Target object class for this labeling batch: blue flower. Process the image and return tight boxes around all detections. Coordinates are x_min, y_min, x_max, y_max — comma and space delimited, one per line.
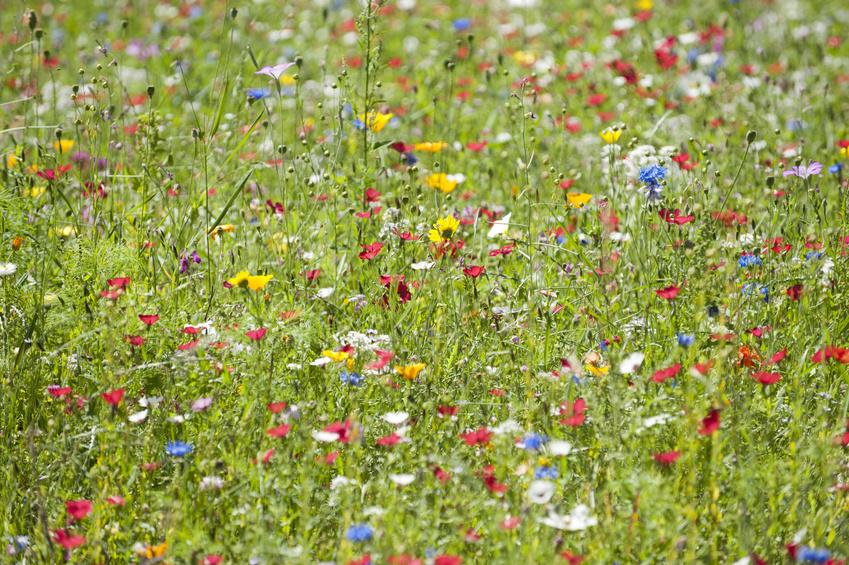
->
340, 370, 364, 386
805, 251, 823, 261
453, 18, 471, 32
737, 253, 762, 268
519, 433, 547, 450
346, 524, 373, 543
534, 466, 558, 479
639, 164, 667, 188
247, 88, 271, 102
829, 163, 843, 174
797, 546, 830, 564
677, 333, 695, 347
402, 152, 418, 165
165, 441, 194, 457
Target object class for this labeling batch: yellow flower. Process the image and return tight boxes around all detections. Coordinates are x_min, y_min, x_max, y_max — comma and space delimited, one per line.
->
279, 74, 297, 86
246, 274, 273, 291
426, 173, 458, 194
6, 152, 19, 168
53, 139, 75, 154
512, 50, 536, 66
227, 271, 250, 287
567, 192, 592, 208
585, 364, 609, 377
209, 224, 235, 239
322, 349, 350, 362
635, 0, 653, 10
56, 225, 76, 238
414, 142, 448, 153
27, 185, 47, 198
395, 363, 426, 380
600, 128, 622, 144
358, 112, 394, 133
428, 215, 460, 243
840, 146, 849, 158
141, 542, 167, 559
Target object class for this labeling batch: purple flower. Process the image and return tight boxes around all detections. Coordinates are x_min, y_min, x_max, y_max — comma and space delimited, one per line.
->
179, 250, 201, 273
255, 62, 295, 81
191, 397, 213, 412
783, 161, 822, 179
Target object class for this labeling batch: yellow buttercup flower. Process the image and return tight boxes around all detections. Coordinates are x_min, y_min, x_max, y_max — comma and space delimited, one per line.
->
6, 152, 19, 168
428, 215, 460, 243
585, 364, 609, 377
414, 142, 448, 153
358, 112, 394, 133
53, 139, 75, 154
567, 192, 592, 208
322, 349, 350, 362
395, 363, 426, 380
600, 128, 622, 144
635, 0, 653, 10
247, 274, 273, 291
840, 146, 848, 158
279, 74, 297, 86
227, 271, 250, 287
512, 50, 536, 66
426, 173, 458, 194
209, 224, 235, 239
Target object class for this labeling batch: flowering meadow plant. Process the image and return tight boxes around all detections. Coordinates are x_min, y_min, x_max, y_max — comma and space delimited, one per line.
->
1, 0, 849, 563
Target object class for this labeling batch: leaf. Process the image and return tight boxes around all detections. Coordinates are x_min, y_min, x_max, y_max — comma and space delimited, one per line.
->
371, 139, 395, 151
209, 168, 254, 233
223, 112, 264, 165
209, 77, 230, 139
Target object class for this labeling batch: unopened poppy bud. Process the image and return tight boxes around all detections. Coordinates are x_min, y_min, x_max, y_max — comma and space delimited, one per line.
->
35, 28, 43, 40
27, 11, 37, 30
230, 7, 238, 19
746, 130, 757, 143
147, 85, 155, 98
766, 176, 775, 188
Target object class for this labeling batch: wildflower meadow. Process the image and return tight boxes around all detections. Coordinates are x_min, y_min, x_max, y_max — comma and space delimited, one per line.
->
2, 0, 849, 563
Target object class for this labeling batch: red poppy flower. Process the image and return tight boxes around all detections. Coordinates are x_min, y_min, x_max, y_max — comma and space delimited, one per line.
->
752, 371, 780, 385
653, 451, 681, 465
489, 244, 514, 257
48, 385, 73, 398
107, 277, 131, 289
480, 465, 507, 493
812, 346, 849, 364
766, 349, 787, 365
438, 405, 458, 417
65, 499, 92, 520
651, 363, 681, 383
376, 433, 402, 446
466, 141, 488, 152
106, 495, 126, 506
500, 515, 521, 530
460, 427, 492, 446
53, 529, 85, 549
559, 397, 587, 427
177, 340, 200, 351
359, 242, 383, 260
304, 269, 321, 281
101, 388, 125, 407
125, 335, 144, 347
266, 423, 291, 438
433, 466, 451, 484
786, 284, 803, 301
267, 401, 288, 413
138, 314, 160, 326
434, 556, 462, 565
389, 555, 423, 565
698, 409, 721, 436
658, 208, 694, 225
560, 550, 585, 564
463, 265, 485, 278
366, 349, 394, 371
202, 556, 224, 565
324, 420, 353, 443
655, 285, 680, 300
246, 328, 267, 341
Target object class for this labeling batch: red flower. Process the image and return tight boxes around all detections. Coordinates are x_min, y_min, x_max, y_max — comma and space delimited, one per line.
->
125, 335, 144, 347
377, 433, 402, 446
812, 346, 849, 364
460, 427, 492, 446
698, 409, 721, 436
65, 499, 93, 520
752, 371, 781, 385
101, 388, 125, 407
266, 423, 291, 438
138, 314, 160, 326
437, 405, 458, 417
560, 550, 585, 565
559, 398, 587, 427
107, 277, 131, 289
786, 284, 803, 301
435, 556, 462, 565
463, 265, 485, 278
433, 466, 451, 484
364, 187, 381, 202
766, 348, 788, 365
53, 529, 85, 549
48, 385, 72, 398
106, 495, 126, 506
202, 556, 224, 565
655, 285, 680, 300
304, 269, 321, 281
651, 363, 681, 383
366, 349, 394, 371
267, 401, 288, 413
500, 515, 521, 530
359, 242, 383, 260
489, 244, 514, 257
653, 451, 681, 465
466, 141, 488, 152
324, 420, 353, 443
480, 465, 507, 493
177, 340, 200, 351
658, 208, 694, 225
246, 327, 267, 341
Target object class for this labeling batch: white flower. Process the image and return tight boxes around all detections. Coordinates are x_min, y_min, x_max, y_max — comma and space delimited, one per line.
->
0, 263, 17, 277
488, 213, 511, 238
199, 476, 224, 490
139, 396, 162, 408
619, 352, 645, 375
128, 410, 148, 424
547, 440, 573, 456
382, 411, 409, 425
492, 419, 521, 435
411, 261, 434, 271
312, 430, 340, 442
315, 287, 334, 299
389, 473, 416, 486
330, 476, 354, 490
527, 480, 555, 504
539, 504, 597, 531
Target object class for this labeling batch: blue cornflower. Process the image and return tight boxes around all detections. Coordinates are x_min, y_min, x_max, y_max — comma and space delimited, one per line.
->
340, 370, 364, 386
639, 164, 667, 188
402, 152, 418, 165
677, 333, 695, 347
453, 18, 471, 32
829, 163, 843, 174
519, 433, 547, 450
797, 546, 830, 564
805, 251, 824, 261
346, 524, 373, 543
743, 284, 769, 302
165, 441, 194, 457
534, 466, 559, 479
737, 253, 762, 268
787, 119, 806, 132
247, 88, 271, 102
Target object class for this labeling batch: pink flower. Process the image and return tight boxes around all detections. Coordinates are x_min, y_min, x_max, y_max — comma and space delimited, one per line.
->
101, 388, 125, 407
65, 499, 92, 520
255, 62, 296, 80
246, 327, 267, 341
